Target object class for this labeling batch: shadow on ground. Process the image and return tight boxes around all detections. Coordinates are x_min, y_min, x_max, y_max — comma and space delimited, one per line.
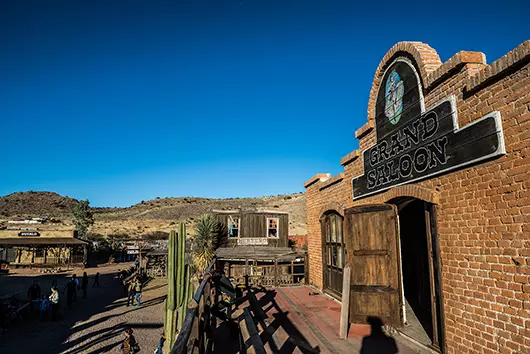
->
0, 272, 161, 354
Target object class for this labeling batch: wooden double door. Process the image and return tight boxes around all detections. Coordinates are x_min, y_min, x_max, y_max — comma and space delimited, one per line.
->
342, 203, 445, 352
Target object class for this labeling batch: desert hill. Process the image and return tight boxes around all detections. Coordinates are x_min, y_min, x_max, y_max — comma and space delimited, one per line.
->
0, 191, 307, 237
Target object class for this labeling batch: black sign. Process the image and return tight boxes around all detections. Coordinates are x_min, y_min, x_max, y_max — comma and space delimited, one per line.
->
352, 60, 505, 200
18, 232, 40, 236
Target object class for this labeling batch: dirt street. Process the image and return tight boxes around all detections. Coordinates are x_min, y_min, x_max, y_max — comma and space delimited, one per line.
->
0, 264, 167, 354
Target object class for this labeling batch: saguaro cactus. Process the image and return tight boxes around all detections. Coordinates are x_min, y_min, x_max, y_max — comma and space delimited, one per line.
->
164, 223, 193, 350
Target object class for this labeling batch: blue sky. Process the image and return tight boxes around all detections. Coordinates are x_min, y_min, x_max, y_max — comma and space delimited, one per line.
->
1, 0, 529, 207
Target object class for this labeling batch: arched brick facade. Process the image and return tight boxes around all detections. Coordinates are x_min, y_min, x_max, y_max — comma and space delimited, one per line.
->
305, 40, 530, 354
381, 185, 440, 205
367, 42, 442, 125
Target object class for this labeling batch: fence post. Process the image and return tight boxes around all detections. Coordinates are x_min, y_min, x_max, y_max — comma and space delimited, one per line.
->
274, 257, 278, 287
339, 266, 351, 339
304, 252, 309, 285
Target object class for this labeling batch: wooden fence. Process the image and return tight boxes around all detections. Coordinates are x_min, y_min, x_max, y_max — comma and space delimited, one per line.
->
171, 260, 216, 354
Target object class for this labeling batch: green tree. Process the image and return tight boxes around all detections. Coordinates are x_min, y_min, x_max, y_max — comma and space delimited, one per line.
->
72, 200, 94, 240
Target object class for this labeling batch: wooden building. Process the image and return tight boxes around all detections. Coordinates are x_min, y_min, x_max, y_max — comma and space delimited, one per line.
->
304, 41, 530, 354
213, 209, 306, 287
0, 226, 89, 267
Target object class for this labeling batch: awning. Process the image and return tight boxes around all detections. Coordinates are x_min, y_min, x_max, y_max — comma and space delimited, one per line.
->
0, 238, 90, 246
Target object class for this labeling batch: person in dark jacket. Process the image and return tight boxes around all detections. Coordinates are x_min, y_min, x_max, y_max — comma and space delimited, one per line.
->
93, 272, 100, 287
72, 274, 78, 301
65, 278, 75, 309
27, 280, 41, 316
81, 272, 88, 298
121, 328, 139, 354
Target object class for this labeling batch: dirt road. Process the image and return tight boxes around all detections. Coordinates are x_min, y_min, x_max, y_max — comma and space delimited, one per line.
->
0, 265, 167, 354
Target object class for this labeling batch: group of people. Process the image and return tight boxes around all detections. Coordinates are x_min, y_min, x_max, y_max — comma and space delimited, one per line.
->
25, 271, 101, 321
21, 267, 164, 354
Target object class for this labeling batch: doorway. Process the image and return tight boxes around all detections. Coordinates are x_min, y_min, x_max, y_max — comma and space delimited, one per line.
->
390, 197, 445, 352
321, 212, 345, 299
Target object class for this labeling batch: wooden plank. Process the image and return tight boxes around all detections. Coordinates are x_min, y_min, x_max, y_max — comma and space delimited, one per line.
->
241, 308, 266, 354
304, 252, 309, 285
344, 204, 402, 326
339, 266, 351, 339
425, 206, 440, 349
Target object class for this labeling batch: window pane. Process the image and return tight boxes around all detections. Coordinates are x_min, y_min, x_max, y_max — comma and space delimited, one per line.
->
337, 246, 342, 269
331, 217, 336, 242
336, 216, 342, 243
325, 218, 330, 242
327, 249, 331, 265
331, 245, 337, 266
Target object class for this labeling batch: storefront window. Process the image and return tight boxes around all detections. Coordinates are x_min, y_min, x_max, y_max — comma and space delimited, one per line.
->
228, 216, 239, 237
267, 217, 279, 238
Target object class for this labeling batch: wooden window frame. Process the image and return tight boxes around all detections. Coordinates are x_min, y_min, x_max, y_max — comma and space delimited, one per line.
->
228, 216, 240, 238
266, 217, 280, 238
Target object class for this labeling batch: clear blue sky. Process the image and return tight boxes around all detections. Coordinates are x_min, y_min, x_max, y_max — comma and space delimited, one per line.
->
1, 0, 529, 207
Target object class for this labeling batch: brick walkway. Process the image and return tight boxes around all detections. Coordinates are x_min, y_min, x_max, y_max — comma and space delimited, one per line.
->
254, 286, 430, 353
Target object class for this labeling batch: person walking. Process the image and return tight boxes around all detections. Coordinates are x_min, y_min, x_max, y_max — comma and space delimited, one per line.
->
134, 277, 142, 306
39, 294, 50, 321
27, 280, 41, 317
81, 272, 88, 298
65, 278, 75, 309
49, 287, 59, 321
72, 274, 78, 301
93, 272, 100, 287
121, 328, 139, 354
126, 279, 136, 307
155, 332, 166, 354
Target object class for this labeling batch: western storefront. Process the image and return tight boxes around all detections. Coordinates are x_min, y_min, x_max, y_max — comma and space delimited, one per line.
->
304, 41, 530, 353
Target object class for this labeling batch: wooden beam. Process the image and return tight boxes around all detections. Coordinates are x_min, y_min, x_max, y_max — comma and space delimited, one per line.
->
274, 257, 278, 287
304, 252, 309, 285
339, 266, 351, 339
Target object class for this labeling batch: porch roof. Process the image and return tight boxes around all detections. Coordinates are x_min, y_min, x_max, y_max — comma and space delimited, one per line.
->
0, 237, 89, 246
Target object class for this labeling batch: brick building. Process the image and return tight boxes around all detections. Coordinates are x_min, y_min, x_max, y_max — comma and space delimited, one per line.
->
304, 40, 530, 353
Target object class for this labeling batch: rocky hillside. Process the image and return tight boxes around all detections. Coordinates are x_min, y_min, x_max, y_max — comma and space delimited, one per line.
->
0, 191, 78, 218
0, 191, 307, 237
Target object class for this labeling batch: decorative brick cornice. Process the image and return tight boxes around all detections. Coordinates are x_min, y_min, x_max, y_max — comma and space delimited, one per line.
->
466, 40, 530, 92
304, 173, 331, 188
425, 51, 486, 89
319, 173, 344, 191
340, 150, 361, 166
354, 121, 374, 139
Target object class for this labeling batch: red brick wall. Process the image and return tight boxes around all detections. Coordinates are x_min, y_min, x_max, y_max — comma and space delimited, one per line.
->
304, 40, 530, 354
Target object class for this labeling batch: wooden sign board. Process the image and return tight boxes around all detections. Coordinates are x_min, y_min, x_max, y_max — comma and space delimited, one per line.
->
18, 232, 40, 236
352, 59, 505, 200
237, 238, 268, 246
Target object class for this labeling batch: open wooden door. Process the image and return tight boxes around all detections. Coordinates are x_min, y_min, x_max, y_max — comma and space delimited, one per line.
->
344, 204, 403, 326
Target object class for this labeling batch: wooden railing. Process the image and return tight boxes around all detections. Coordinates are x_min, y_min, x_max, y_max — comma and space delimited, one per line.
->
171, 259, 216, 354
228, 254, 308, 288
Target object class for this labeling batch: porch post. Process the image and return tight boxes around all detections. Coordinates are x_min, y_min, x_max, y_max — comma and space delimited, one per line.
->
274, 257, 278, 287
304, 252, 309, 285
83, 245, 88, 267
339, 266, 351, 339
